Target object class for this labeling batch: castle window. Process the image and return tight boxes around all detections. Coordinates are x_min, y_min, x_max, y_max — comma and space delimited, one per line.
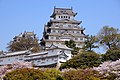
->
64, 16, 66, 18
61, 16, 63, 18
60, 25, 63, 27
61, 11, 63, 13
68, 16, 70, 19
59, 16, 60, 18
52, 58, 54, 60
41, 58, 45, 61
41, 62, 45, 64
66, 16, 67, 18
80, 38, 83, 40
15, 58, 18, 60
52, 50, 54, 52
56, 37, 59, 39
75, 38, 78, 40
19, 58, 23, 60
56, 24, 59, 27
37, 60, 40, 62
78, 44, 80, 46
0, 60, 3, 62
52, 30, 55, 32
77, 31, 80, 33
68, 25, 71, 27
51, 37, 54, 39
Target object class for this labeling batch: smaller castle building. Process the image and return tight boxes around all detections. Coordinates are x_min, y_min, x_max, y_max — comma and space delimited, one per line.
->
0, 43, 72, 67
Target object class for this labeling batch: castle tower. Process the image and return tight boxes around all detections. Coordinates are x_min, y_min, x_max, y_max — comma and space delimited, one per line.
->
41, 7, 85, 50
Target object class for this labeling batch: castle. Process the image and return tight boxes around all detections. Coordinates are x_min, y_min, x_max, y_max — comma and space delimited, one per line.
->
41, 7, 85, 50
0, 7, 85, 67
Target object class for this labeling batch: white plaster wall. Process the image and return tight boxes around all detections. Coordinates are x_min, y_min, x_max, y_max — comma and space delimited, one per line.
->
0, 55, 25, 65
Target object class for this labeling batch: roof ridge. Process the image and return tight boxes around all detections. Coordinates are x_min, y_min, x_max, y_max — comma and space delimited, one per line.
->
55, 7, 72, 10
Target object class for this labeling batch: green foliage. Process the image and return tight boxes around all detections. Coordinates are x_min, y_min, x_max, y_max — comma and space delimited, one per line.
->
63, 69, 106, 80
43, 68, 63, 80
97, 26, 120, 50
105, 73, 118, 80
65, 40, 81, 55
102, 49, 120, 61
7, 37, 40, 52
71, 47, 80, 55
3, 68, 49, 80
83, 35, 98, 51
60, 51, 101, 69
3, 68, 115, 80
65, 40, 76, 49
3, 68, 64, 80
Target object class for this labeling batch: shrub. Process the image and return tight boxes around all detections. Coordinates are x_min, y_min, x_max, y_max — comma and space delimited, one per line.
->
43, 68, 64, 80
102, 49, 120, 61
60, 51, 101, 69
63, 68, 105, 80
3, 68, 64, 80
3, 68, 49, 80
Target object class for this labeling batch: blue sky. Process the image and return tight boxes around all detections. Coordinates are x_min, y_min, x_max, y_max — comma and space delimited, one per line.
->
0, 0, 120, 52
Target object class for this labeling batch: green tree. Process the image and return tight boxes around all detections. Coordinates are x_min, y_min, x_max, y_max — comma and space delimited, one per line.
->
102, 49, 120, 61
7, 35, 40, 52
65, 40, 80, 55
83, 35, 98, 51
43, 68, 64, 80
97, 26, 120, 50
65, 40, 76, 49
60, 51, 101, 69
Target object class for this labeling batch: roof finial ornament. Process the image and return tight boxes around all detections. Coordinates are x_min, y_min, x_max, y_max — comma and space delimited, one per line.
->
54, 6, 56, 9
71, 7, 73, 10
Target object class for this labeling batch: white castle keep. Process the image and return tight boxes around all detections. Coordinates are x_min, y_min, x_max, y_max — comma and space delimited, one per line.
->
40, 7, 85, 49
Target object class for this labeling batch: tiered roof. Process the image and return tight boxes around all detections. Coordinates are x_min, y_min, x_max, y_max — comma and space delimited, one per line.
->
49, 19, 81, 24
50, 7, 77, 18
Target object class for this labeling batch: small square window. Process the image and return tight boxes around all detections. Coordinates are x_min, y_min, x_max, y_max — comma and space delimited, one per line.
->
61, 11, 63, 13
75, 38, 78, 40
0, 60, 3, 62
51, 37, 54, 39
56, 37, 59, 39
60, 25, 63, 27
56, 25, 59, 27
53, 30, 55, 32
80, 38, 83, 40
68, 25, 71, 27
68, 16, 70, 19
